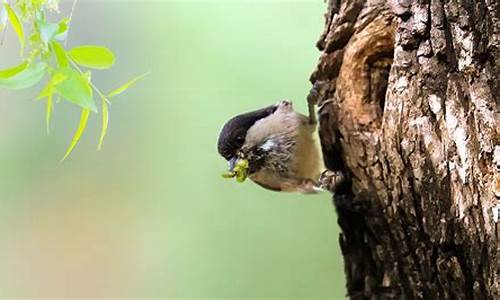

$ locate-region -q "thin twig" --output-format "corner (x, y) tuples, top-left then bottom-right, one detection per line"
(64, 0), (78, 47)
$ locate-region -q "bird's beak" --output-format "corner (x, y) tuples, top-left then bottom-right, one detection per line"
(228, 157), (238, 172)
(222, 157), (249, 182)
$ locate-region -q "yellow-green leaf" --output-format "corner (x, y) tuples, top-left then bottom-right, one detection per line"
(68, 45), (115, 69)
(51, 41), (69, 68)
(57, 17), (69, 34)
(37, 83), (51, 100)
(62, 108), (90, 161)
(37, 72), (67, 100)
(4, 4), (24, 56)
(108, 72), (148, 98)
(0, 61), (28, 78)
(97, 97), (109, 150)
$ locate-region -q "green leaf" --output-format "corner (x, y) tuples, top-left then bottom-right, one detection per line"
(0, 62), (47, 90)
(68, 45), (115, 69)
(108, 72), (148, 98)
(97, 96), (109, 150)
(62, 108), (90, 161)
(51, 41), (69, 68)
(4, 4), (24, 56)
(0, 61), (28, 78)
(54, 67), (97, 112)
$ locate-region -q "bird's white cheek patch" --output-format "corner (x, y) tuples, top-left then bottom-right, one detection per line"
(260, 139), (276, 151)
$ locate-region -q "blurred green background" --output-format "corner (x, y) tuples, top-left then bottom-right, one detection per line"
(0, 0), (345, 298)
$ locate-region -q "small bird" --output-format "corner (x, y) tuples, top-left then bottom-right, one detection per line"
(217, 100), (323, 193)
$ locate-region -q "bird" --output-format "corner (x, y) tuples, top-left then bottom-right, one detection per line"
(217, 100), (323, 193)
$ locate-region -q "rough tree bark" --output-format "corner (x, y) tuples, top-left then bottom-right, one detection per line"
(308, 0), (499, 298)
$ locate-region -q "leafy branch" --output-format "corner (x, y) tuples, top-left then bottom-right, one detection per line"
(0, 0), (145, 160)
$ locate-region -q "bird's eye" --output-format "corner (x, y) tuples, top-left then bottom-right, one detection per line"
(236, 135), (244, 142)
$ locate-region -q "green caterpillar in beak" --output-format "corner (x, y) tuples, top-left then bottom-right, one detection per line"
(221, 158), (249, 182)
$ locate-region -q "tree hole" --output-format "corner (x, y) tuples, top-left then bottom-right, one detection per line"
(367, 52), (393, 115)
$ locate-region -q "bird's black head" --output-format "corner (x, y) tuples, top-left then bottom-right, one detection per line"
(217, 104), (277, 161)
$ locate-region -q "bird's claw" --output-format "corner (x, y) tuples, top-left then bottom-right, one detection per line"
(318, 170), (347, 193)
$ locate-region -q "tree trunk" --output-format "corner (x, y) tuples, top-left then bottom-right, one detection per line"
(308, 0), (499, 298)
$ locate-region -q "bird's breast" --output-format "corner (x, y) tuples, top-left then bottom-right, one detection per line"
(245, 115), (321, 187)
